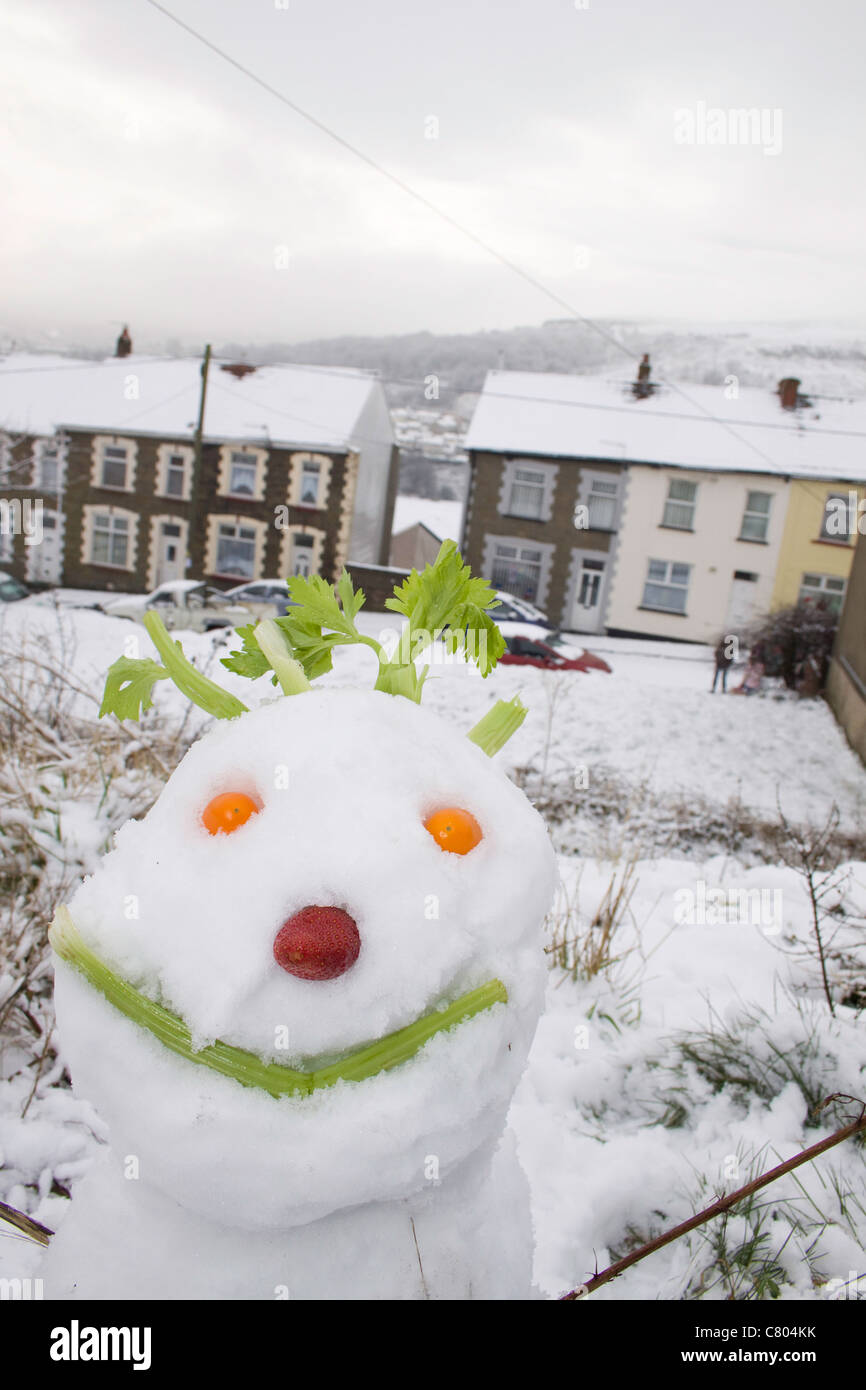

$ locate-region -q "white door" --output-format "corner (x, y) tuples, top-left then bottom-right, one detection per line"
(725, 572), (759, 633)
(291, 536), (314, 577)
(156, 523), (185, 586)
(27, 510), (62, 584)
(571, 556), (607, 633)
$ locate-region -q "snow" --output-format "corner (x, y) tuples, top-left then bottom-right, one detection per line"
(41, 685), (556, 1295)
(0, 354), (390, 451)
(391, 495), (464, 542)
(1, 599), (864, 1299)
(464, 369), (866, 481)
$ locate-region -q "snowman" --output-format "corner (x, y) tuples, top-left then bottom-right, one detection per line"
(43, 545), (557, 1300)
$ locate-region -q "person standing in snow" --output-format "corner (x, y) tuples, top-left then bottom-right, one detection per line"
(711, 637), (734, 693)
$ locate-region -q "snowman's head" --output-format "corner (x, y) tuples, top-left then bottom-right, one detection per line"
(54, 687), (557, 1228)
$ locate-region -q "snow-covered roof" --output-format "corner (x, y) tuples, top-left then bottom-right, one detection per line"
(0, 354), (390, 452)
(464, 370), (866, 482)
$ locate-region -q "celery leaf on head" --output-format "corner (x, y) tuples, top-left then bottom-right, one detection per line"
(385, 539), (505, 676)
(220, 543), (508, 705)
(220, 623), (274, 684)
(99, 656), (170, 721)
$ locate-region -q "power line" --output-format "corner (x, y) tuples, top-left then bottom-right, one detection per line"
(140, 0), (783, 473)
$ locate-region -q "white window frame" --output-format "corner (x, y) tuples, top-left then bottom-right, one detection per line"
(90, 436), (137, 493)
(642, 558), (692, 614)
(799, 572), (847, 612)
(576, 469), (622, 532)
(205, 513), (268, 580)
(661, 478), (697, 531)
(216, 445), (268, 502)
(739, 490), (772, 543)
(482, 532), (556, 610)
(287, 452), (333, 509)
(82, 504), (139, 572)
(155, 443), (194, 502)
(497, 457), (558, 523)
(32, 438), (64, 494)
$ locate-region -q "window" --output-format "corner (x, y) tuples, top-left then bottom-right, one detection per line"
(739, 491), (772, 542)
(100, 444), (131, 490)
(508, 467), (547, 519)
(91, 512), (130, 568)
(799, 573), (847, 614)
(165, 454), (186, 498)
(642, 559), (691, 614)
(819, 493), (854, 541)
(661, 479), (697, 530)
(299, 459), (321, 506)
(36, 443), (60, 492)
(491, 542), (544, 604)
(228, 453), (257, 497)
(216, 522), (256, 578)
(586, 477), (619, 531)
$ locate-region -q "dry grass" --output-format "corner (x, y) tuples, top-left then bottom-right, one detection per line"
(0, 609), (195, 1112)
(545, 850), (640, 982)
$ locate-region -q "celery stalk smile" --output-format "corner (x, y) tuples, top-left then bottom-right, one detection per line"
(49, 907), (508, 1099)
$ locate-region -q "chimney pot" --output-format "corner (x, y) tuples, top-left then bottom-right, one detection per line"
(778, 377), (800, 410)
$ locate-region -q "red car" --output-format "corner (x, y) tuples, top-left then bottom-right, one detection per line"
(500, 635), (611, 674)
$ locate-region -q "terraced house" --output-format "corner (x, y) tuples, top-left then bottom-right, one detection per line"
(0, 351), (398, 593)
(462, 365), (866, 641)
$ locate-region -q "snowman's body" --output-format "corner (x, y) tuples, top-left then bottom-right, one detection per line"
(43, 689), (557, 1300)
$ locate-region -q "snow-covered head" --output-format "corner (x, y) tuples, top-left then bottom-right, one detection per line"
(52, 546), (558, 1228)
(54, 687), (557, 1229)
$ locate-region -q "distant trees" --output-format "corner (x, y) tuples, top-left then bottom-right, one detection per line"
(747, 602), (838, 694)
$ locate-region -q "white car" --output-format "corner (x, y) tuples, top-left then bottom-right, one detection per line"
(223, 579), (297, 619)
(489, 591), (549, 626)
(101, 580), (255, 632)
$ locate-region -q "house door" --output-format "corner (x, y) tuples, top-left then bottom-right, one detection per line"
(28, 510), (62, 584)
(571, 556), (607, 633)
(725, 571), (759, 634)
(156, 523), (184, 585)
(291, 534), (314, 577)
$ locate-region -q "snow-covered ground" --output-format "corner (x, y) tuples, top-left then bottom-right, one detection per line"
(1, 597), (864, 1299)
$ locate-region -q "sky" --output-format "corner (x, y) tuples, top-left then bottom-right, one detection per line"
(1, 0), (865, 352)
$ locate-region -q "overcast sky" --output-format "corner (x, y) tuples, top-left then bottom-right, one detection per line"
(2, 0), (864, 351)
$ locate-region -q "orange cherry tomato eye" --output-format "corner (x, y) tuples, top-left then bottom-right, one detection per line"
(202, 791), (261, 836)
(424, 806), (483, 855)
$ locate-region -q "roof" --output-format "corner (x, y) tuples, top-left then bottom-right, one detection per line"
(464, 370), (866, 483)
(0, 354), (390, 452)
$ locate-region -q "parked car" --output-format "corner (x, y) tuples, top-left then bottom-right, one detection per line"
(499, 631), (611, 674)
(223, 579), (297, 618)
(488, 591), (549, 627)
(0, 570), (30, 603)
(101, 580), (255, 632)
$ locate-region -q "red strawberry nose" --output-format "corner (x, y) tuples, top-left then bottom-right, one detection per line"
(273, 906), (361, 981)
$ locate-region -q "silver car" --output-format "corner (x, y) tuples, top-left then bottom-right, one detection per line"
(101, 580), (255, 631)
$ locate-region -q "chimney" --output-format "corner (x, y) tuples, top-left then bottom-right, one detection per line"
(778, 377), (800, 410)
(633, 353), (653, 399)
(115, 325), (132, 358)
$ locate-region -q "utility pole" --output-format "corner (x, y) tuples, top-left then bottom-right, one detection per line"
(186, 343), (211, 574)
